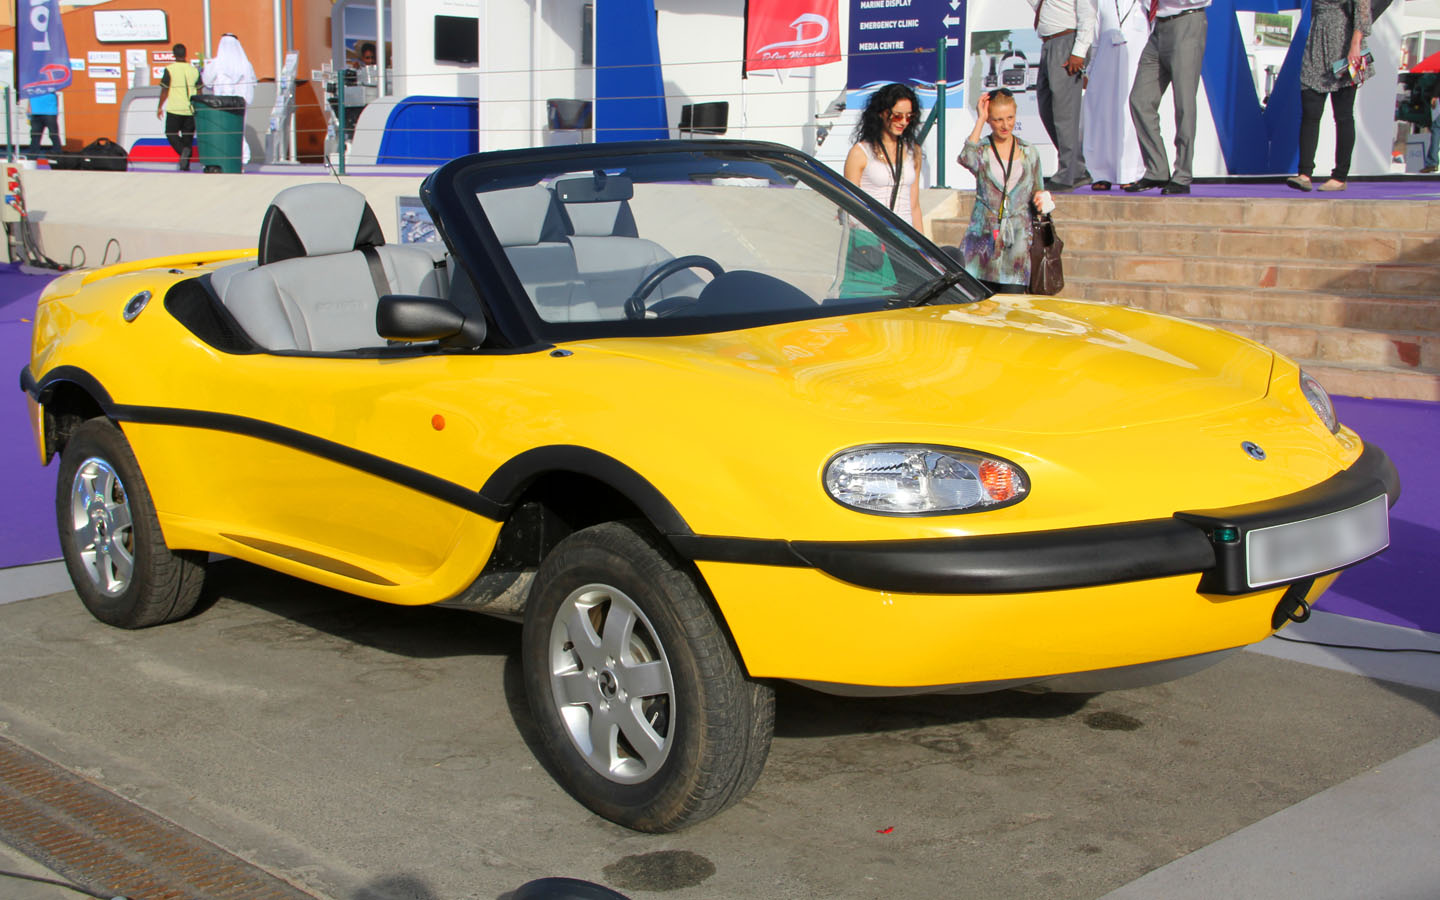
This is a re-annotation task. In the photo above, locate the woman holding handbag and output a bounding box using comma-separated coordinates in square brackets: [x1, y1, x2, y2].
[1287, 0, 1371, 193]
[956, 89, 1056, 293]
[844, 83, 926, 232]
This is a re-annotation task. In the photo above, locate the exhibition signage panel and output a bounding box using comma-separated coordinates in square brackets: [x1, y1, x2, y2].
[847, 0, 965, 92]
[93, 10, 169, 43]
[745, 0, 842, 73]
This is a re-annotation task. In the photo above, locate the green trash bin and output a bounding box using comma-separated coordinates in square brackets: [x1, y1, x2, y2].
[192, 94, 246, 174]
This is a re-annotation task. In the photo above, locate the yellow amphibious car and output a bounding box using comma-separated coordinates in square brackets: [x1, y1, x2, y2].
[21, 142, 1399, 832]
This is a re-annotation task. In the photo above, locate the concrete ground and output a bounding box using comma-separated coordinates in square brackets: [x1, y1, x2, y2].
[1, 559, 1437, 900]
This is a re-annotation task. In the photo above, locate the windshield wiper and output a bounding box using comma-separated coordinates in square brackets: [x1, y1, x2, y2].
[887, 269, 971, 309]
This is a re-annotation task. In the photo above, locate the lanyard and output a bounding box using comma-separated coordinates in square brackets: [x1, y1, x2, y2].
[989, 135, 1017, 242]
[1116, 0, 1136, 29]
[878, 140, 905, 210]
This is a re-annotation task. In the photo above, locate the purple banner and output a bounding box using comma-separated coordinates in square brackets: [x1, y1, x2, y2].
[17, 0, 73, 97]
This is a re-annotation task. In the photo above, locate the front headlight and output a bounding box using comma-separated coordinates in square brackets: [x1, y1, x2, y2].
[824, 445, 1029, 515]
[1300, 370, 1339, 433]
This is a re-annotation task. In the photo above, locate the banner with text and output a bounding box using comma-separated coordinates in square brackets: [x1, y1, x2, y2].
[17, 0, 74, 97]
[746, 0, 842, 72]
[847, 0, 965, 94]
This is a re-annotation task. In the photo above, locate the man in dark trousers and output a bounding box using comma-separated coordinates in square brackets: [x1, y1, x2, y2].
[1125, 0, 1210, 194]
[157, 43, 201, 171]
[1028, 0, 1096, 192]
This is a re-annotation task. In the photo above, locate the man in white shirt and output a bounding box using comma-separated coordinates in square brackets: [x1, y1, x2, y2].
[1125, 0, 1210, 194]
[1028, 0, 1097, 192]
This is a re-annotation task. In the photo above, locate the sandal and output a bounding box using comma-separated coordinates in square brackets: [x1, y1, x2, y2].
[1285, 175, 1313, 192]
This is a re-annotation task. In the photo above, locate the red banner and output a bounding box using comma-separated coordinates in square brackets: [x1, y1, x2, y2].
[745, 0, 841, 72]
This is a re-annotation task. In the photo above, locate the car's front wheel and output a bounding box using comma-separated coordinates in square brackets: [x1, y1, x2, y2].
[55, 418, 207, 629]
[521, 521, 774, 832]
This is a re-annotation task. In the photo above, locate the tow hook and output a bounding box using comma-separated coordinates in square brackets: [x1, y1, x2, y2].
[1271, 578, 1315, 629]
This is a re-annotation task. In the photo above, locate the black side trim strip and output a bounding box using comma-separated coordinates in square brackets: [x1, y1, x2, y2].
[479, 445, 692, 535]
[675, 444, 1400, 597]
[1177, 442, 1399, 594]
[19, 364, 37, 398]
[668, 535, 807, 567]
[791, 519, 1216, 594]
[29, 366, 117, 410]
[112, 404, 505, 519]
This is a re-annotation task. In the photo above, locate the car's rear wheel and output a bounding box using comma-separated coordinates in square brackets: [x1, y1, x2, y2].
[56, 418, 207, 629]
[521, 521, 774, 832]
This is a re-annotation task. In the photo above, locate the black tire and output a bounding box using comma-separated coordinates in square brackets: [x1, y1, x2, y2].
[55, 418, 207, 629]
[521, 521, 774, 832]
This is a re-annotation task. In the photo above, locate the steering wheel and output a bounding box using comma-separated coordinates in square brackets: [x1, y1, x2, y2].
[623, 255, 726, 320]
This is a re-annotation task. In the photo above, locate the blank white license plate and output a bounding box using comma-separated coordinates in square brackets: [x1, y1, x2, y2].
[1245, 494, 1390, 589]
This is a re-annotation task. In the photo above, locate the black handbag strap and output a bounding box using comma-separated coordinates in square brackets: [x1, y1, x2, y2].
[878, 141, 904, 211]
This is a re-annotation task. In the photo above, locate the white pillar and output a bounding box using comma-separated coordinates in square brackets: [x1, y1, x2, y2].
[274, 0, 284, 82]
[377, 0, 387, 96]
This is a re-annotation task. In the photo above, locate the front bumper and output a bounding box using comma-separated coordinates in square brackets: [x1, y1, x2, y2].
[672, 443, 1399, 597]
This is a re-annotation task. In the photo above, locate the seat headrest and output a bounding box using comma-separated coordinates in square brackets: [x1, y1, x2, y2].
[477, 186, 569, 247]
[258, 183, 386, 265]
[564, 200, 639, 238]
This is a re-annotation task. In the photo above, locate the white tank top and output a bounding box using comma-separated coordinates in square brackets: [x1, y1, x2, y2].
[856, 140, 917, 221]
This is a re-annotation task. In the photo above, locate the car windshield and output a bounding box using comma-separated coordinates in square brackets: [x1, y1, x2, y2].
[446, 145, 990, 341]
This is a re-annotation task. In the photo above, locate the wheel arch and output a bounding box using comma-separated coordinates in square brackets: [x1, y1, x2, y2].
[473, 451, 760, 676]
[481, 445, 693, 539]
[27, 366, 116, 463]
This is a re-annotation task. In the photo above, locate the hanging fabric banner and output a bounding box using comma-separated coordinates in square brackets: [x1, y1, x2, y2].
[745, 0, 842, 73]
[17, 0, 74, 97]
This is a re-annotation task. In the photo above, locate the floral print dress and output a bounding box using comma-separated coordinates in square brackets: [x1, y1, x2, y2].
[1301, 0, 1371, 93]
[957, 136, 1044, 286]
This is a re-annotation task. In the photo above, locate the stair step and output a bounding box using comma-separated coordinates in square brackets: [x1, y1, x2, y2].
[1064, 280, 1440, 334]
[938, 194, 1440, 231]
[931, 192, 1440, 401]
[1298, 363, 1440, 402]
[1184, 317, 1440, 372]
[1040, 222, 1440, 264]
[1059, 252, 1440, 297]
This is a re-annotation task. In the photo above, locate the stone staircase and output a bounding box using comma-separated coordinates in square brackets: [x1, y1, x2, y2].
[931, 194, 1440, 401]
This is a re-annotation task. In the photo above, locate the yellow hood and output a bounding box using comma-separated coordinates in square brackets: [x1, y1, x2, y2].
[578, 297, 1275, 437]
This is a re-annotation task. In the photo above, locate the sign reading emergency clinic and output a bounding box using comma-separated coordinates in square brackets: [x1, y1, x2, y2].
[94, 9, 168, 43]
[847, 0, 966, 93]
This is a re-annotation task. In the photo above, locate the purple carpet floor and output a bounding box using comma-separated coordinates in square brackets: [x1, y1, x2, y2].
[1, 265, 1435, 633]
[0, 263, 59, 567]
[1082, 178, 1440, 202]
[1312, 396, 1440, 634]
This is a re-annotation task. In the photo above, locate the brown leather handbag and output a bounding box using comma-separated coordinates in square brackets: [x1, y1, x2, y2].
[1028, 212, 1064, 295]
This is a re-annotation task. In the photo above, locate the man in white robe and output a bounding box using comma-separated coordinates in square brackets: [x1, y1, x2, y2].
[202, 34, 257, 165]
[1082, 0, 1149, 188]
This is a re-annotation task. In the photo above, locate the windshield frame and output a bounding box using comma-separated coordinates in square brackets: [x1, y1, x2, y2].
[422, 140, 991, 348]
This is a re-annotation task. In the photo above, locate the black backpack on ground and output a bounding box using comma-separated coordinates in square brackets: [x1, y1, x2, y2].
[76, 137, 128, 171]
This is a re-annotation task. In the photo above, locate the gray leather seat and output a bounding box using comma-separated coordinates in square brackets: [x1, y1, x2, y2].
[479, 186, 597, 322]
[218, 183, 446, 352]
[561, 195, 703, 317]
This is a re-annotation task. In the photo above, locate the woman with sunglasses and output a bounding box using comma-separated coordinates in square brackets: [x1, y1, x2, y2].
[845, 83, 925, 232]
[957, 89, 1053, 293]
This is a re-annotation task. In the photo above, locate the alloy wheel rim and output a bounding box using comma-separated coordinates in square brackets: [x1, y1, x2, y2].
[69, 458, 135, 597]
[548, 583, 676, 783]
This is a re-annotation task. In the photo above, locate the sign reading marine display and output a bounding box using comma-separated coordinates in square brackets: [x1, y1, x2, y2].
[847, 0, 966, 92]
[94, 9, 168, 43]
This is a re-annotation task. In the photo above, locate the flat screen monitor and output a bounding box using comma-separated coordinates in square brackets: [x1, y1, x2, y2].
[434, 15, 478, 65]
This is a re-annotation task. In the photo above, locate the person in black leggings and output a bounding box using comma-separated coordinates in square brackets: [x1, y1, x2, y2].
[1288, 0, 1371, 193]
